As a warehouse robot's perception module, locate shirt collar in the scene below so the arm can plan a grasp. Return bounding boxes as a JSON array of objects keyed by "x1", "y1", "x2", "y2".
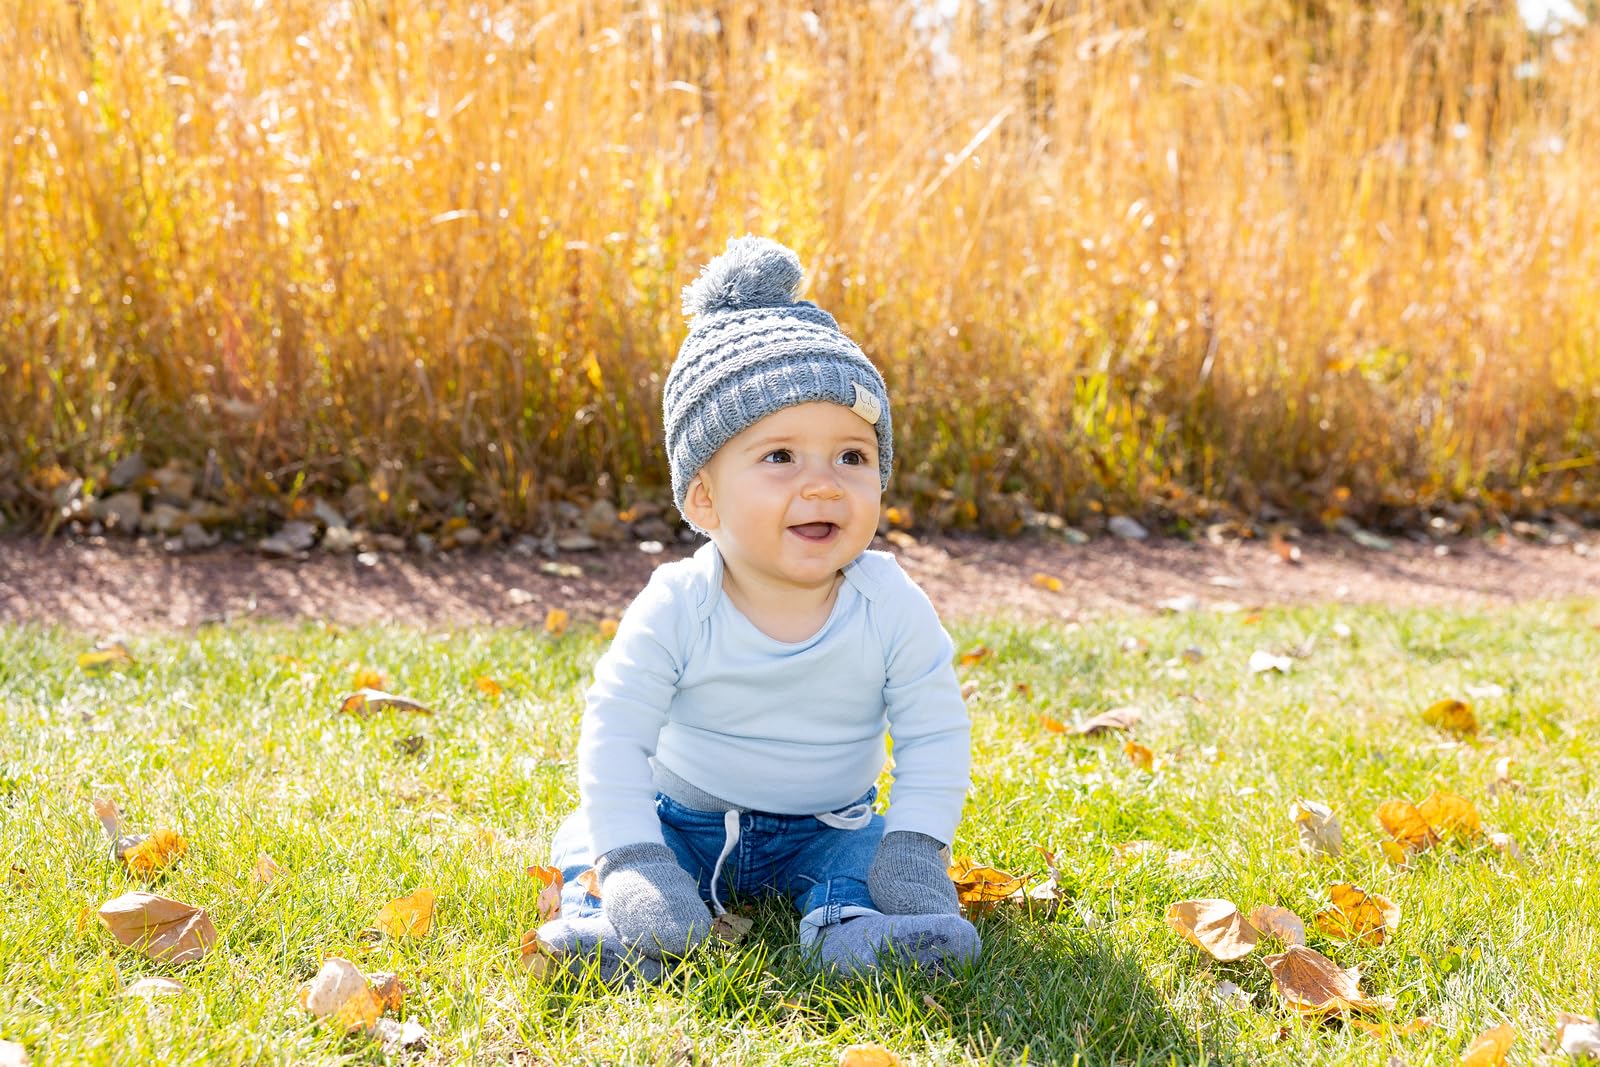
[{"x1": 692, "y1": 540, "x2": 882, "y2": 622}]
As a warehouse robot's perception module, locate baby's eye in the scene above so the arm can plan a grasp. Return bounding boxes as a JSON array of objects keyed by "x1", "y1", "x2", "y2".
[
  {"x1": 839, "y1": 449, "x2": 867, "y2": 466},
  {"x1": 761, "y1": 449, "x2": 792, "y2": 464}
]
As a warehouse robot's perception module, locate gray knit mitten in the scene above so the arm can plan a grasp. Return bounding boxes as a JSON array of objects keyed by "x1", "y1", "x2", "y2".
[
  {"x1": 535, "y1": 914, "x2": 665, "y2": 987},
  {"x1": 596, "y1": 842, "x2": 713, "y2": 960},
  {"x1": 867, "y1": 831, "x2": 960, "y2": 915}
]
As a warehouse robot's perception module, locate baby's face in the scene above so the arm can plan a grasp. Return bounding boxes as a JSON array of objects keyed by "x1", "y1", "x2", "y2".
[{"x1": 692, "y1": 401, "x2": 881, "y2": 593}]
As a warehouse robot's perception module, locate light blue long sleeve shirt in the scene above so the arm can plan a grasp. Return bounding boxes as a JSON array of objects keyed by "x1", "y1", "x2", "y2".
[{"x1": 576, "y1": 541, "x2": 972, "y2": 860}]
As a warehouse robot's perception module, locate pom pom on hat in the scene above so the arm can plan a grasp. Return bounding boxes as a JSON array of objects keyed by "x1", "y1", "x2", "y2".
[{"x1": 681, "y1": 236, "x2": 804, "y2": 320}]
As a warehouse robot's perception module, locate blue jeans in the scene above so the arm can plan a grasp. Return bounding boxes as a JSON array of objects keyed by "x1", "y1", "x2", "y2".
[{"x1": 551, "y1": 788, "x2": 883, "y2": 939}]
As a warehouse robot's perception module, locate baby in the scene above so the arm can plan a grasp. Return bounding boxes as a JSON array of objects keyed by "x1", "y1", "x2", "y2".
[{"x1": 536, "y1": 236, "x2": 980, "y2": 984}]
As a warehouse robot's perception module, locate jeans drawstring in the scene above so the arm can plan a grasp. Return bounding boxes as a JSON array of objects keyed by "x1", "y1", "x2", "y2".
[{"x1": 707, "y1": 809, "x2": 741, "y2": 916}]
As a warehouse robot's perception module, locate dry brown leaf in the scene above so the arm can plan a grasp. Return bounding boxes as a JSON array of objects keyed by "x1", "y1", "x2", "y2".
[
  {"x1": 948, "y1": 857, "x2": 1026, "y2": 913},
  {"x1": 375, "y1": 888, "x2": 435, "y2": 938},
  {"x1": 299, "y1": 957, "x2": 385, "y2": 1033},
  {"x1": 1315, "y1": 884, "x2": 1400, "y2": 945},
  {"x1": 576, "y1": 867, "x2": 603, "y2": 899},
  {"x1": 958, "y1": 645, "x2": 992, "y2": 668},
  {"x1": 1249, "y1": 905, "x2": 1307, "y2": 947},
  {"x1": 1417, "y1": 792, "x2": 1483, "y2": 839},
  {"x1": 711, "y1": 911, "x2": 754, "y2": 945},
  {"x1": 1348, "y1": 1016, "x2": 1435, "y2": 1038},
  {"x1": 544, "y1": 608, "x2": 570, "y2": 636},
  {"x1": 369, "y1": 972, "x2": 405, "y2": 1013},
  {"x1": 1072, "y1": 707, "x2": 1142, "y2": 735},
  {"x1": 121, "y1": 977, "x2": 185, "y2": 998},
  {"x1": 122, "y1": 829, "x2": 188, "y2": 877},
  {"x1": 839, "y1": 1046, "x2": 903, "y2": 1067},
  {"x1": 98, "y1": 891, "x2": 216, "y2": 964},
  {"x1": 1166, "y1": 899, "x2": 1259, "y2": 961},
  {"x1": 1557, "y1": 1013, "x2": 1600, "y2": 1060},
  {"x1": 1377, "y1": 799, "x2": 1441, "y2": 850},
  {"x1": 527, "y1": 865, "x2": 564, "y2": 922},
  {"x1": 1290, "y1": 800, "x2": 1344, "y2": 857},
  {"x1": 475, "y1": 677, "x2": 503, "y2": 698},
  {"x1": 1488, "y1": 757, "x2": 1525, "y2": 797},
  {"x1": 1423, "y1": 699, "x2": 1479, "y2": 738},
  {"x1": 1458, "y1": 1022, "x2": 1515, "y2": 1066},
  {"x1": 251, "y1": 853, "x2": 282, "y2": 884},
  {"x1": 1271, "y1": 533, "x2": 1303, "y2": 564},
  {"x1": 0, "y1": 1040, "x2": 29, "y2": 1067},
  {"x1": 340, "y1": 688, "x2": 434, "y2": 717},
  {"x1": 79, "y1": 644, "x2": 134, "y2": 672},
  {"x1": 518, "y1": 930, "x2": 559, "y2": 979},
  {"x1": 1263, "y1": 945, "x2": 1395, "y2": 1016}
]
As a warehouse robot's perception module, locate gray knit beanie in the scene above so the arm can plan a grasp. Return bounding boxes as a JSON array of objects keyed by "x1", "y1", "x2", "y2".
[{"x1": 663, "y1": 236, "x2": 893, "y2": 526}]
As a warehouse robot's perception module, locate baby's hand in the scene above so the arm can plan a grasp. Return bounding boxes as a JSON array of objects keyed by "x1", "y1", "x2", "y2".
[
  {"x1": 867, "y1": 831, "x2": 961, "y2": 915},
  {"x1": 595, "y1": 842, "x2": 712, "y2": 959}
]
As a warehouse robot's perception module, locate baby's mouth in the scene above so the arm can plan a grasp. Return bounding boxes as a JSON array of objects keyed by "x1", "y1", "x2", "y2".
[{"x1": 788, "y1": 522, "x2": 839, "y2": 542}]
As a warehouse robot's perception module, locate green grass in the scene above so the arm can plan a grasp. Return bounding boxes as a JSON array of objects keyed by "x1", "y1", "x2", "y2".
[{"x1": 2, "y1": 603, "x2": 1598, "y2": 1065}]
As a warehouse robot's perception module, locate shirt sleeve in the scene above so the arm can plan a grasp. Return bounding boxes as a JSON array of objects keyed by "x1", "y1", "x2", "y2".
[
  {"x1": 878, "y1": 563, "x2": 972, "y2": 846},
  {"x1": 576, "y1": 570, "x2": 685, "y2": 859}
]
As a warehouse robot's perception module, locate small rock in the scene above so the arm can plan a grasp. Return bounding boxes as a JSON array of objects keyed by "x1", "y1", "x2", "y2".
[
  {"x1": 511, "y1": 534, "x2": 542, "y2": 557},
  {"x1": 181, "y1": 523, "x2": 220, "y2": 551},
  {"x1": 1060, "y1": 526, "x2": 1091, "y2": 545},
  {"x1": 631, "y1": 517, "x2": 674, "y2": 542},
  {"x1": 91, "y1": 491, "x2": 144, "y2": 533},
  {"x1": 1207, "y1": 574, "x2": 1244, "y2": 589},
  {"x1": 1248, "y1": 650, "x2": 1292, "y2": 674},
  {"x1": 145, "y1": 503, "x2": 187, "y2": 535},
  {"x1": 507, "y1": 588, "x2": 536, "y2": 606},
  {"x1": 372, "y1": 533, "x2": 407, "y2": 553},
  {"x1": 260, "y1": 521, "x2": 317, "y2": 556},
  {"x1": 321, "y1": 526, "x2": 357, "y2": 553},
  {"x1": 107, "y1": 454, "x2": 147, "y2": 489},
  {"x1": 639, "y1": 540, "x2": 664, "y2": 555},
  {"x1": 556, "y1": 533, "x2": 599, "y2": 552},
  {"x1": 150, "y1": 463, "x2": 195, "y2": 505},
  {"x1": 1156, "y1": 594, "x2": 1200, "y2": 614},
  {"x1": 356, "y1": 551, "x2": 380, "y2": 567},
  {"x1": 450, "y1": 527, "x2": 483, "y2": 547},
  {"x1": 538, "y1": 561, "x2": 582, "y2": 579},
  {"x1": 584, "y1": 499, "x2": 623, "y2": 540},
  {"x1": 311, "y1": 499, "x2": 347, "y2": 529},
  {"x1": 413, "y1": 533, "x2": 436, "y2": 555},
  {"x1": 1108, "y1": 515, "x2": 1149, "y2": 541}
]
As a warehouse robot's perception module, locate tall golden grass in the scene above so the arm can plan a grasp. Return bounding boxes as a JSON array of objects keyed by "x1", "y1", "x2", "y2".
[{"x1": 3, "y1": 0, "x2": 1597, "y2": 535}]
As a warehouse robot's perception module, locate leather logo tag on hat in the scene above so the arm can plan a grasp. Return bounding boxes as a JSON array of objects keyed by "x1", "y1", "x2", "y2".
[{"x1": 850, "y1": 381, "x2": 881, "y2": 426}]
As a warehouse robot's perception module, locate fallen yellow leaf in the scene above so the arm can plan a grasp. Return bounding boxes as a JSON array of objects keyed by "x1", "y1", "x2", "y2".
[
  {"x1": 1315, "y1": 884, "x2": 1400, "y2": 945},
  {"x1": 1124, "y1": 741, "x2": 1156, "y2": 771},
  {"x1": 839, "y1": 1045, "x2": 903, "y2": 1067},
  {"x1": 1166, "y1": 899, "x2": 1259, "y2": 961},
  {"x1": 1377, "y1": 799, "x2": 1441, "y2": 850},
  {"x1": 1380, "y1": 840, "x2": 1412, "y2": 868},
  {"x1": 299, "y1": 957, "x2": 386, "y2": 1033},
  {"x1": 78, "y1": 644, "x2": 134, "y2": 672},
  {"x1": 1031, "y1": 572, "x2": 1064, "y2": 592},
  {"x1": 711, "y1": 911, "x2": 754, "y2": 945},
  {"x1": 1035, "y1": 713, "x2": 1069, "y2": 733},
  {"x1": 544, "y1": 608, "x2": 569, "y2": 636},
  {"x1": 1416, "y1": 791, "x2": 1483, "y2": 839},
  {"x1": 475, "y1": 676, "x2": 503, "y2": 698},
  {"x1": 1263, "y1": 945, "x2": 1395, "y2": 1016},
  {"x1": 351, "y1": 668, "x2": 387, "y2": 691},
  {"x1": 1556, "y1": 1013, "x2": 1600, "y2": 1060},
  {"x1": 122, "y1": 829, "x2": 188, "y2": 878},
  {"x1": 598, "y1": 618, "x2": 620, "y2": 639},
  {"x1": 958, "y1": 645, "x2": 992, "y2": 668},
  {"x1": 375, "y1": 888, "x2": 435, "y2": 938},
  {"x1": 251, "y1": 853, "x2": 283, "y2": 884},
  {"x1": 947, "y1": 856, "x2": 1026, "y2": 913},
  {"x1": 1458, "y1": 1022, "x2": 1514, "y2": 1066},
  {"x1": 1422, "y1": 698, "x2": 1479, "y2": 738},
  {"x1": 518, "y1": 929, "x2": 559, "y2": 979}
]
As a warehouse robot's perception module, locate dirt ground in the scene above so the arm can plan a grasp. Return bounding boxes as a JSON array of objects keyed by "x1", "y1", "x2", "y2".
[{"x1": 2, "y1": 529, "x2": 1598, "y2": 634}]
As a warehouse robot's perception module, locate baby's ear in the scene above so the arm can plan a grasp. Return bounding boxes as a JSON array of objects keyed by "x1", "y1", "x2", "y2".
[{"x1": 682, "y1": 473, "x2": 719, "y2": 532}]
